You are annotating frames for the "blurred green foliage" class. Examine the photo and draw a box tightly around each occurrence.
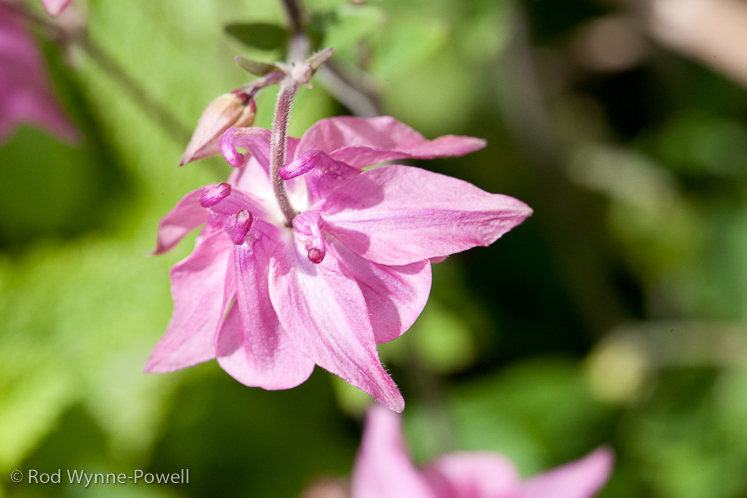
[3,0,747,497]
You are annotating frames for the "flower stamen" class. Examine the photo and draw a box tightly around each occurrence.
[199,183,232,207]
[223,209,253,245]
[293,210,327,264]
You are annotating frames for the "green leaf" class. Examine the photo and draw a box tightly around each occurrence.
[234,55,279,76]
[370,17,449,80]
[306,11,338,50]
[225,22,290,51]
[323,5,386,52]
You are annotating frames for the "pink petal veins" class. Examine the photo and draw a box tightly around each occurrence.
[322,165,533,266]
[268,234,404,412]
[328,240,431,344]
[297,115,427,157]
[291,149,361,207]
[216,227,315,390]
[152,188,208,255]
[296,116,486,168]
[144,231,235,373]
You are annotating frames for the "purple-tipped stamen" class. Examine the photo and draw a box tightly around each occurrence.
[223,209,253,245]
[292,210,328,264]
[306,218,326,263]
[307,247,325,264]
[220,129,247,168]
[279,148,328,180]
[199,183,232,208]
[292,210,327,264]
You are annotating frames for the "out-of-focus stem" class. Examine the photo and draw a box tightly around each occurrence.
[281,0,304,33]
[316,63,380,117]
[77,34,192,144]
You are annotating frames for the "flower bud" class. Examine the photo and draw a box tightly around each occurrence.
[180,91,256,166]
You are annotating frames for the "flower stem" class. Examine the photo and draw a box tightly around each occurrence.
[270,77,300,227]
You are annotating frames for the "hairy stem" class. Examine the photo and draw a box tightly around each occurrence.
[270,77,300,227]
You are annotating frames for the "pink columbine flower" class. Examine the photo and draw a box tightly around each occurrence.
[146,116,532,412]
[353,405,614,498]
[0,4,79,144]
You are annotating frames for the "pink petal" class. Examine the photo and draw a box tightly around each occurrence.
[41,0,73,16]
[422,452,522,498]
[296,116,485,168]
[519,448,614,498]
[329,240,431,344]
[144,231,235,373]
[226,153,275,214]
[0,7,79,143]
[281,149,361,207]
[351,405,435,498]
[216,224,315,389]
[152,188,208,255]
[268,232,405,412]
[322,165,533,266]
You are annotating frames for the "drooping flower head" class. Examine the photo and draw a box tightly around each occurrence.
[146,116,532,412]
[353,405,614,498]
[0,3,79,144]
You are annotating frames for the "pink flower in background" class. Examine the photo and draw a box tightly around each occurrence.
[0,4,78,144]
[40,0,72,16]
[146,116,532,412]
[353,405,614,498]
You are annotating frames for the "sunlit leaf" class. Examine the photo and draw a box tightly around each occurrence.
[323,5,386,52]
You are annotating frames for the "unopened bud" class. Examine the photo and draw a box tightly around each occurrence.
[199,183,232,208]
[223,209,253,245]
[180,91,256,166]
